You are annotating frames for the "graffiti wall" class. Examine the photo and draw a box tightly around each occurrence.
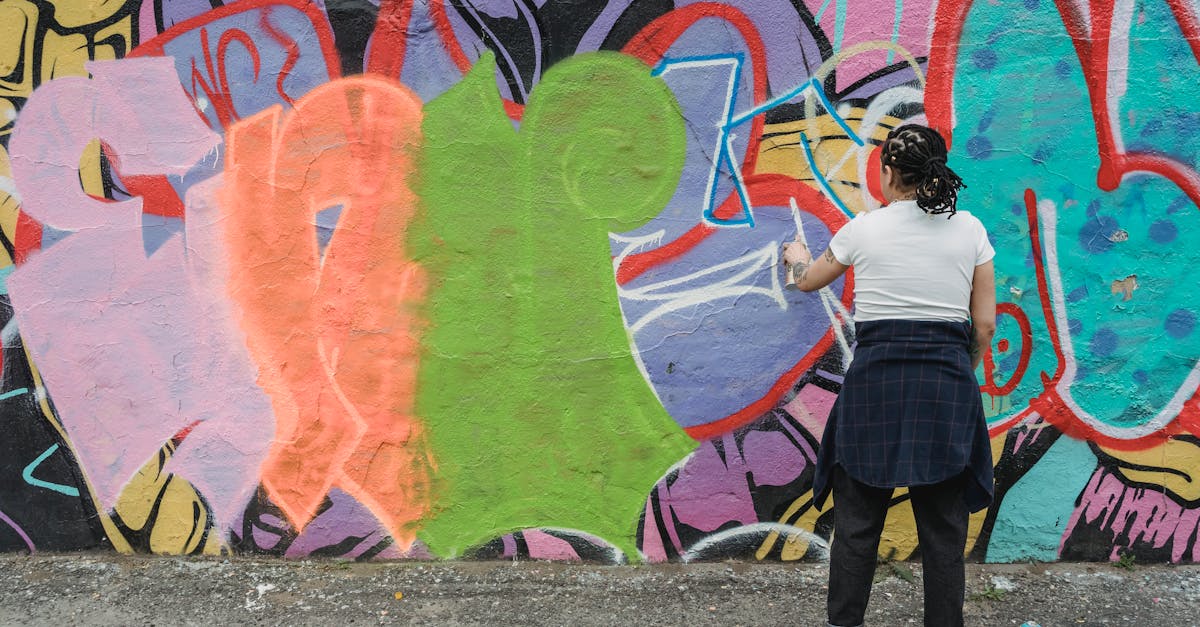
[0,0,1197,564]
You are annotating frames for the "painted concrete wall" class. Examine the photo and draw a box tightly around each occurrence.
[0,0,1196,564]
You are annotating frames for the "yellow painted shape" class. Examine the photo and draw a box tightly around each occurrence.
[0,0,37,96]
[756,114,902,217]
[0,145,18,254]
[91,17,131,62]
[113,441,225,555]
[112,445,176,531]
[1098,438,1200,504]
[756,488,823,561]
[43,0,130,29]
[39,32,91,83]
[147,476,217,555]
[79,140,106,198]
[0,2,32,79]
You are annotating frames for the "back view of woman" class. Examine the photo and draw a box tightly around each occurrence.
[783,124,997,627]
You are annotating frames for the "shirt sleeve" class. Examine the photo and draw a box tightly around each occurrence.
[828,219,856,266]
[975,217,995,265]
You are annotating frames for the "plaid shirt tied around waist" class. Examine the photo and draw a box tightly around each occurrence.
[812,319,994,513]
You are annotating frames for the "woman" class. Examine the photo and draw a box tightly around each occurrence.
[783,124,996,627]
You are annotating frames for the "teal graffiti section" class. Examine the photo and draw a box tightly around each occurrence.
[952,0,1200,438]
[986,436,1096,563]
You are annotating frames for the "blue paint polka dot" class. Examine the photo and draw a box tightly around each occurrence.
[1032,144,1051,165]
[1068,319,1082,336]
[1166,309,1196,339]
[1168,195,1190,214]
[972,49,998,71]
[1024,0,1041,8]
[966,135,993,160]
[977,109,996,133]
[1054,60,1072,78]
[1078,215,1120,254]
[1090,328,1119,357]
[1149,220,1178,244]
[1140,119,1165,137]
[1067,286,1088,303]
[1132,370,1149,385]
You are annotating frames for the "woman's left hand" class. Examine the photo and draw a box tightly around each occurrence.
[782,240,813,266]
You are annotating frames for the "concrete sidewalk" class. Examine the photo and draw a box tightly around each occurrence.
[0,555,1195,625]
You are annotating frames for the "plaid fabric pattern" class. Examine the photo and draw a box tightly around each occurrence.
[813,319,994,513]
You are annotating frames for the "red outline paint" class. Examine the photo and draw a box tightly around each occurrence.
[664,175,853,441]
[185,27,261,129]
[1057,0,1200,201]
[622,3,769,185]
[922,0,973,147]
[13,211,42,266]
[365,0,415,77]
[1166,0,1200,64]
[980,302,1032,397]
[131,0,341,81]
[124,175,187,219]
[112,0,339,226]
[260,9,300,105]
[615,5,770,284]
[427,0,473,73]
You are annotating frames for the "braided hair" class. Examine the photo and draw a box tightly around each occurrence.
[880,124,966,217]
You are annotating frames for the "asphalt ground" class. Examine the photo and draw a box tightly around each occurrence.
[0,555,1196,626]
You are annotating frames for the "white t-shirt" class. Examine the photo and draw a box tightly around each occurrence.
[828,200,995,322]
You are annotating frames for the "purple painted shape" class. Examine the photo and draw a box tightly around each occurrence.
[782,384,838,442]
[149,0,217,32]
[394,0,471,102]
[1064,465,1200,563]
[441,0,537,101]
[138,1,157,46]
[675,0,825,95]
[501,533,517,558]
[495,528,618,561]
[641,396,827,560]
[680,432,761,531]
[138,3,337,130]
[640,497,668,562]
[522,530,581,562]
[285,489,410,559]
[0,509,35,552]
[617,201,845,430]
[742,429,809,487]
[575,0,633,53]
[7,59,274,533]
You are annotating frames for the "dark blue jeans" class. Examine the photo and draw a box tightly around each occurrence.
[827,465,968,627]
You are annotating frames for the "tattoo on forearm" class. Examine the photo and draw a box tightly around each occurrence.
[796,266,810,286]
[823,248,836,264]
[789,261,808,285]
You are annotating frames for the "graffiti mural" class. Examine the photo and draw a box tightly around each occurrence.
[0,0,1198,567]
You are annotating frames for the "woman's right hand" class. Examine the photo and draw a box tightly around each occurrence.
[782,240,813,267]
